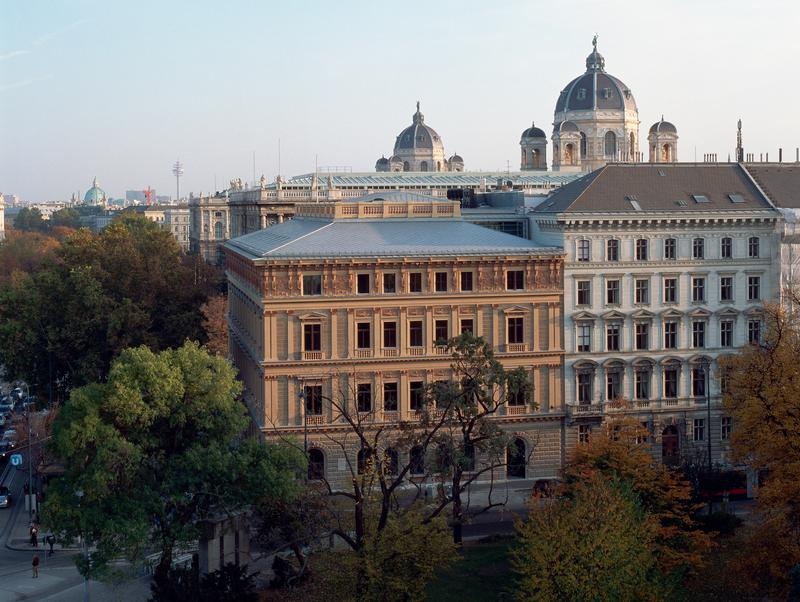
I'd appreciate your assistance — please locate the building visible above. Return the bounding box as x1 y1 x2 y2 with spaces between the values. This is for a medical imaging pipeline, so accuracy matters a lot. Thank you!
189 192 231 265
530 163 780 465
0 193 5 241
83 177 107 207
164 205 190 253
224 191 566 486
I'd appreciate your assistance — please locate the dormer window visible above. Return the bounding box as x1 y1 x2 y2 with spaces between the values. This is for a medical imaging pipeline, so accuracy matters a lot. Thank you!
577 88 587 100
602 88 612 99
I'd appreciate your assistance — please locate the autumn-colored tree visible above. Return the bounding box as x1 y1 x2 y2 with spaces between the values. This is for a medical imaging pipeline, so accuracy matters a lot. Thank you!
201 294 229 356
0 229 59 286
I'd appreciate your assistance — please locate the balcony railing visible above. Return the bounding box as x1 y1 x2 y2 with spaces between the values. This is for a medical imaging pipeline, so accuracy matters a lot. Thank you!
506 405 528 416
382 348 399 357
306 414 324 426
434 346 449 355
505 343 528 353
303 351 322 361
408 347 424 356
354 349 373 358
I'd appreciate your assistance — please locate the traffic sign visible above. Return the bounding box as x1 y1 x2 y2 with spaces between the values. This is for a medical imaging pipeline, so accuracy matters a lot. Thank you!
9 453 22 466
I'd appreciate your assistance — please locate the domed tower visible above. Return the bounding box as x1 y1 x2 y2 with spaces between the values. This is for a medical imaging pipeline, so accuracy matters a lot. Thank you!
447 153 464 172
552 121 582 171
375 156 391 172
648 117 679 163
376 102 455 172
83 176 107 207
552 37 640 172
520 122 548 171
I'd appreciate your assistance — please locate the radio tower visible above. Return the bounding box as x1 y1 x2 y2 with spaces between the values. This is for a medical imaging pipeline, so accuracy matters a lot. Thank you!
172 159 184 202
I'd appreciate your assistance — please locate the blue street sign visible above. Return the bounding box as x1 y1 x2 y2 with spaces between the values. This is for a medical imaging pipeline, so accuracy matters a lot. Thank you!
9 453 22 466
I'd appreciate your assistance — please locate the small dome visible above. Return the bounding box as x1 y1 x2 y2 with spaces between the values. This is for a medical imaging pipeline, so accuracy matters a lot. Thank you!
449 154 464 163
554 120 579 134
83 176 106 206
375 156 390 166
649 118 677 134
389 155 403 163
521 122 547 139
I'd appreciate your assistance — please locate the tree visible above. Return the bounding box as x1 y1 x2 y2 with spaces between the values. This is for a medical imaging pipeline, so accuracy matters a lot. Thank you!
0 229 59 286
200 294 229 356
49 207 81 230
41 341 303 585
13 206 46 232
512 475 663 601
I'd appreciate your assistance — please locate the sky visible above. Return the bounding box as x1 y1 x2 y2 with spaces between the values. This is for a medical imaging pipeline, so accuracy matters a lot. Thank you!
1 0 799 202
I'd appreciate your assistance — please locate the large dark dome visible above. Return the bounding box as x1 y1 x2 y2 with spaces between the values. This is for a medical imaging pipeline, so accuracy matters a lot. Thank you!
394 102 443 152
555 43 637 114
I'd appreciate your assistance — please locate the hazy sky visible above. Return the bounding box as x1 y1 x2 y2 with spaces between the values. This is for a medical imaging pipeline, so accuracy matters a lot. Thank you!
2 0 799 202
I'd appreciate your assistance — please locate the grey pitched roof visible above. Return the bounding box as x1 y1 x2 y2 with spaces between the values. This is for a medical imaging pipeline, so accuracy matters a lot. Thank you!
744 164 800 208
225 217 560 260
534 163 777 214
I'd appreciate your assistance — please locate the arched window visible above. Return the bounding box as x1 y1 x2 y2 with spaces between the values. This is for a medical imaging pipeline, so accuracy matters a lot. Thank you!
403 161 410 172
604 131 617 157
662 144 671 162
436 161 442 171
357 447 373 475
630 132 636 160
410 445 425 475
565 143 575 165
580 132 587 158
507 438 526 478
214 221 223 239
383 448 399 475
521 149 527 167
532 149 541 168
308 448 325 480
420 161 428 172
662 425 680 465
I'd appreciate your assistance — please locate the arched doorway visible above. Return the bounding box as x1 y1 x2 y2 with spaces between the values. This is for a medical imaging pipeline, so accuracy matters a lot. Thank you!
507 438 526 478
662 425 680 465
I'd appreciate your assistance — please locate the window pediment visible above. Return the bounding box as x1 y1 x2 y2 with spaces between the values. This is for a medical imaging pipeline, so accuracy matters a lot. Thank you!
744 306 764 317
715 307 740 318
660 308 684 319
602 357 626 368
688 308 712 318
502 305 530 315
573 310 597 321
602 310 626 321
298 311 328 322
631 309 655 320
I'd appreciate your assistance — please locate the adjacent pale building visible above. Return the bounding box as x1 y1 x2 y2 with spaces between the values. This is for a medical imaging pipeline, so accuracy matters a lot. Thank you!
189 192 231 265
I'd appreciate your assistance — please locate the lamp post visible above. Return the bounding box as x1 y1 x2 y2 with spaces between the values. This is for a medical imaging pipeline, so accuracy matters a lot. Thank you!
75 489 89 602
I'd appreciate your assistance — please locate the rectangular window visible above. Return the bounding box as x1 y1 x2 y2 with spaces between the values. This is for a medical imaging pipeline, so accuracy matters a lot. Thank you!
577 372 592 403
635 238 648 261
460 319 474 334
692 321 706 348
409 381 424 411
357 273 370 294
606 280 620 305
721 237 733 259
579 424 591 443
383 382 398 412
635 323 649 350
435 272 448 292
357 383 372 413
577 280 591 306
460 271 474 292
663 277 677 303
577 323 592 352
692 237 705 259
606 371 621 401
304 385 323 415
606 239 619 261
748 276 760 301
635 278 649 304
383 321 397 348
383 273 396 293
692 276 706 302
303 323 321 352
357 323 371 349
720 276 733 301
577 239 590 261
409 272 423 293
692 367 707 397
508 384 526 406
635 370 650 400
748 319 761 344
720 320 733 347
664 238 677 260
409 320 423 347
506 270 524 290
302 274 322 296
748 236 760 258
434 319 449 342
664 367 679 398
508 317 524 344
664 321 678 349
606 323 620 351
721 416 733 440
693 418 706 441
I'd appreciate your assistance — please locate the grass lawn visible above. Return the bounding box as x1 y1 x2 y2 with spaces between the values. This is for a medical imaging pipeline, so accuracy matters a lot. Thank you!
426 536 516 601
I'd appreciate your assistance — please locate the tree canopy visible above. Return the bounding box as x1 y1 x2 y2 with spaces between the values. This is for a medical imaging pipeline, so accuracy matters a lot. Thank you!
13 206 46 232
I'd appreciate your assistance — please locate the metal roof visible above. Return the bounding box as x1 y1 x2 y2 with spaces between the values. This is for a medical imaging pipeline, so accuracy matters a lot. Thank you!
744 164 800 208
280 171 582 189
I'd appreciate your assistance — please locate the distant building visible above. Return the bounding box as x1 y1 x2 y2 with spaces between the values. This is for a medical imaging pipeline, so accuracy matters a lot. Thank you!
83 177 107 207
189 192 230 265
0 193 5 241
165 205 190 253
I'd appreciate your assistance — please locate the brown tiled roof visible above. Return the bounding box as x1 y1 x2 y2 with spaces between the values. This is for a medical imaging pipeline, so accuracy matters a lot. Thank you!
744 164 800 208
535 163 775 213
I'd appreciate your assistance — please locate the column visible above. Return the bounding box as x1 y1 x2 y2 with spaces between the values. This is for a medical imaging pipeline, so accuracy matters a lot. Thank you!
425 306 434 354
399 371 409 419
286 313 295 360
399 307 407 351
491 305 499 349
330 309 338 359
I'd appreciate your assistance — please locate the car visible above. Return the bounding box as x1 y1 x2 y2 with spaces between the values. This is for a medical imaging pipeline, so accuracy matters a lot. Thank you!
0 440 15 461
0 486 10 508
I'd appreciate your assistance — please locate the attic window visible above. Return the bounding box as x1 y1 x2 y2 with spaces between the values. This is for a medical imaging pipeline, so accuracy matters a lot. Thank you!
676 200 688 207
658 169 666 177
602 88 612 99
692 195 710 203
728 194 745 203
625 194 639 202
629 200 642 211
577 88 587 100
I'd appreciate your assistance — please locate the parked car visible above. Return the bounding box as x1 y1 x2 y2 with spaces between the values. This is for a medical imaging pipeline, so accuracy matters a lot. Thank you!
0 486 10 508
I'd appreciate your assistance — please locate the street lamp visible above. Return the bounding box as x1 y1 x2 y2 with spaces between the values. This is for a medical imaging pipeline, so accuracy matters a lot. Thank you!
75 489 89 602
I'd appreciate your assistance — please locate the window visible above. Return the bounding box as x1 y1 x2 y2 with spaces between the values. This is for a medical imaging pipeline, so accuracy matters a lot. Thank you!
577 371 593 403
748 276 760 301
304 385 323 415
357 273 370 294
577 280 591 305
303 324 321 352
721 417 733 440
506 270 524 290
692 321 706 348
720 320 734 347
692 277 706 302
692 237 705 259
357 448 373 475
663 278 677 303
410 445 425 474
357 323 371 349
460 319 474 334
577 323 592 352
606 323 620 351
577 239 590 261
606 369 621 401
748 236 760 258
435 272 448 292
635 323 649 350
635 278 649 304
635 368 650 400
720 276 733 301
664 238 677 260
664 321 678 349
308 449 325 480
606 239 619 261
383 321 397 348
383 273 396 293
692 366 707 397
606 279 620 305
302 274 322 296
748 319 761 344
693 418 706 441
409 272 422 293
664 365 679 398
507 384 526 406
357 383 372 412
460 271 473 292
635 239 648 261
383 382 398 411
578 425 591 443
721 237 733 259
409 381 424 411
508 317 524 344
409 321 423 347
434 320 449 343
383 448 399 475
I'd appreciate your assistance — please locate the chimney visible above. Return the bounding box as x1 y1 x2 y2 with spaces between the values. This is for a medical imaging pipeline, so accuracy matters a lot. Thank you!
779 148 783 163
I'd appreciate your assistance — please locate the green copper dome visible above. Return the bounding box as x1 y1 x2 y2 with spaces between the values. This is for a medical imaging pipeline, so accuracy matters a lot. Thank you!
83 176 106 205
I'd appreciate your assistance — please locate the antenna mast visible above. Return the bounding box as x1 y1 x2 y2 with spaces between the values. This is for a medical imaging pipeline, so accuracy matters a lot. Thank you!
172 160 184 202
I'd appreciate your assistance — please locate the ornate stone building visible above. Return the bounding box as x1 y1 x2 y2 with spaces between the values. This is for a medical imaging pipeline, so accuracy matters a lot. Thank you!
189 192 231 265
225 191 566 487
648 118 679 163
83 177 107 207
519 123 548 171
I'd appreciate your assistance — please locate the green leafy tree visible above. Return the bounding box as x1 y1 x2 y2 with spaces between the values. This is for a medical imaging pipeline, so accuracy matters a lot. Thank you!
41 341 303 585
13 206 46 232
49 207 82 230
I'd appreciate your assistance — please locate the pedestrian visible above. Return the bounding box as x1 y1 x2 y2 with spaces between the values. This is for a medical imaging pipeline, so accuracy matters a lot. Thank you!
29 524 38 547
46 534 55 556
31 554 39 578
